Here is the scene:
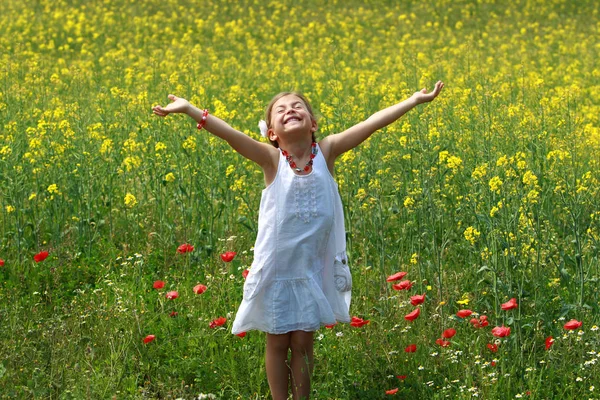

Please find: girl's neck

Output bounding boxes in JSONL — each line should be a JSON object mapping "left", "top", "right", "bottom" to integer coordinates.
{"left": 278, "top": 137, "right": 314, "bottom": 158}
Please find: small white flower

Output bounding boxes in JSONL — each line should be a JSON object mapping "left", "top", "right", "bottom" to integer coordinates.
{"left": 259, "top": 120, "right": 268, "bottom": 137}
{"left": 317, "top": 334, "right": 324, "bottom": 341}
{"left": 591, "top": 325, "right": 599, "bottom": 331}
{"left": 576, "top": 377, "right": 583, "bottom": 382}
{"left": 418, "top": 365, "right": 425, "bottom": 370}
{"left": 336, "top": 332, "right": 344, "bottom": 337}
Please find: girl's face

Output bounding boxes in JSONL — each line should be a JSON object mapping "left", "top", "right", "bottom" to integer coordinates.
{"left": 268, "top": 95, "right": 317, "bottom": 143}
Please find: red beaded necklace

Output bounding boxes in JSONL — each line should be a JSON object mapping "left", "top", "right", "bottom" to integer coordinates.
{"left": 281, "top": 141, "right": 318, "bottom": 172}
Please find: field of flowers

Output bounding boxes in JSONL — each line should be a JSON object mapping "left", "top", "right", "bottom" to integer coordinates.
{"left": 1, "top": 0, "right": 599, "bottom": 398}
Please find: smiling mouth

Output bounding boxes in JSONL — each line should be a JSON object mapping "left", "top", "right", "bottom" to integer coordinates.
{"left": 284, "top": 116, "right": 301, "bottom": 124}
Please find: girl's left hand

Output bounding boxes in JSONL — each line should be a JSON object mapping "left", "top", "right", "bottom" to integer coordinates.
{"left": 413, "top": 81, "right": 444, "bottom": 104}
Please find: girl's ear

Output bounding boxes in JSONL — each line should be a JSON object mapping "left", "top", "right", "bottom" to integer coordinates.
{"left": 310, "top": 118, "right": 318, "bottom": 133}
{"left": 268, "top": 129, "right": 278, "bottom": 143}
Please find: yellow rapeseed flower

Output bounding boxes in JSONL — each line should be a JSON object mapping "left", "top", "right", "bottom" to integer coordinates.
{"left": 355, "top": 188, "right": 367, "bottom": 200}
{"left": 124, "top": 193, "right": 137, "bottom": 207}
{"left": 165, "top": 173, "right": 175, "bottom": 182}
{"left": 522, "top": 170, "right": 538, "bottom": 186}
{"left": 489, "top": 176, "right": 503, "bottom": 194}
{"left": 472, "top": 163, "right": 488, "bottom": 180}
{"left": 155, "top": 142, "right": 167, "bottom": 152}
{"left": 464, "top": 226, "right": 480, "bottom": 245}
{"left": 47, "top": 184, "right": 60, "bottom": 194}
{"left": 410, "top": 253, "right": 418, "bottom": 265}
{"left": 182, "top": 136, "right": 197, "bottom": 151}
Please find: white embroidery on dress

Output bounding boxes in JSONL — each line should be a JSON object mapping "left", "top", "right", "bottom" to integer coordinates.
{"left": 294, "top": 174, "right": 317, "bottom": 223}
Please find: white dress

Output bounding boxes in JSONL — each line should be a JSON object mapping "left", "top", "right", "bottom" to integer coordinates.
{"left": 231, "top": 144, "right": 351, "bottom": 335}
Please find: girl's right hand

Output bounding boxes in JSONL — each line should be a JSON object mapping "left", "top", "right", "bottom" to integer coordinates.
{"left": 152, "top": 94, "right": 191, "bottom": 117}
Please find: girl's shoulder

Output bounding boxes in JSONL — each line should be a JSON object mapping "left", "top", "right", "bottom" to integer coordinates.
{"left": 317, "top": 137, "right": 336, "bottom": 174}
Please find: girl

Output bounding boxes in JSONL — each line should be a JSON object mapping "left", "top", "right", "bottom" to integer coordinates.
{"left": 152, "top": 81, "right": 444, "bottom": 400}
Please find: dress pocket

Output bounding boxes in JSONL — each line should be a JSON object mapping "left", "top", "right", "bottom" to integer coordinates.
{"left": 333, "top": 256, "right": 352, "bottom": 292}
{"left": 243, "top": 263, "right": 264, "bottom": 300}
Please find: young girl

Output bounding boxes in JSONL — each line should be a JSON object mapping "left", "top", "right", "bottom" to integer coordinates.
{"left": 152, "top": 81, "right": 444, "bottom": 400}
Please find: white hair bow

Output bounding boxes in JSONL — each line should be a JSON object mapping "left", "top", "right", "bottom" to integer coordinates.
{"left": 258, "top": 120, "right": 268, "bottom": 138}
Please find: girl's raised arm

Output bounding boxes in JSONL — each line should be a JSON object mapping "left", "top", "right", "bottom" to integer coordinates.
{"left": 153, "top": 95, "right": 277, "bottom": 168}
{"left": 321, "top": 81, "right": 444, "bottom": 163}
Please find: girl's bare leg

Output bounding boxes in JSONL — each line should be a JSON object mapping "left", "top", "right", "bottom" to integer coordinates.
{"left": 289, "top": 331, "right": 314, "bottom": 400}
{"left": 266, "top": 333, "right": 291, "bottom": 400}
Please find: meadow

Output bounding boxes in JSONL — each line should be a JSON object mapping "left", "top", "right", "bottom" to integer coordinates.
{"left": 0, "top": 0, "right": 599, "bottom": 398}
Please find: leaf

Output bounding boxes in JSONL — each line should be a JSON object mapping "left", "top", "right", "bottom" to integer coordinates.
{"left": 559, "top": 303, "right": 577, "bottom": 318}
{"left": 477, "top": 266, "right": 492, "bottom": 274}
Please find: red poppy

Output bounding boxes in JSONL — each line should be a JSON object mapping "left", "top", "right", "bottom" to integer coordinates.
{"left": 193, "top": 284, "right": 207, "bottom": 295}
{"left": 385, "top": 388, "right": 399, "bottom": 395}
{"left": 325, "top": 323, "right": 337, "bottom": 329}
{"left": 177, "top": 243, "right": 194, "bottom": 253}
{"left": 470, "top": 315, "right": 489, "bottom": 328}
{"left": 435, "top": 338, "right": 450, "bottom": 347}
{"left": 491, "top": 361, "right": 497, "bottom": 367}
{"left": 410, "top": 294, "right": 426, "bottom": 306}
{"left": 386, "top": 271, "right": 408, "bottom": 282}
{"left": 491, "top": 326, "right": 511, "bottom": 338}
{"left": 220, "top": 251, "right": 236, "bottom": 262}
{"left": 143, "top": 334, "right": 156, "bottom": 344}
{"left": 34, "top": 251, "right": 49, "bottom": 263}
{"left": 404, "top": 308, "right": 420, "bottom": 322}
{"left": 396, "top": 375, "right": 407, "bottom": 380}
{"left": 153, "top": 280, "right": 165, "bottom": 290}
{"left": 236, "top": 332, "right": 247, "bottom": 338}
{"left": 563, "top": 319, "right": 582, "bottom": 330}
{"left": 0, "top": 259, "right": 4, "bottom": 267}
{"left": 456, "top": 309, "right": 473, "bottom": 318}
{"left": 392, "top": 280, "right": 413, "bottom": 291}
{"left": 442, "top": 328, "right": 456, "bottom": 339}
{"left": 501, "top": 298, "right": 518, "bottom": 310}
{"left": 350, "top": 316, "right": 370, "bottom": 327}
{"left": 169, "top": 311, "right": 178, "bottom": 317}
{"left": 165, "top": 291, "right": 179, "bottom": 300}
{"left": 487, "top": 343, "right": 498, "bottom": 352}
{"left": 545, "top": 336, "right": 554, "bottom": 350}
{"left": 209, "top": 317, "right": 227, "bottom": 329}
{"left": 242, "top": 269, "right": 249, "bottom": 279}
{"left": 404, "top": 344, "right": 417, "bottom": 353}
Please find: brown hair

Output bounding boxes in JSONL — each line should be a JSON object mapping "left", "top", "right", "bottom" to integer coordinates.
{"left": 264, "top": 92, "right": 317, "bottom": 148}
